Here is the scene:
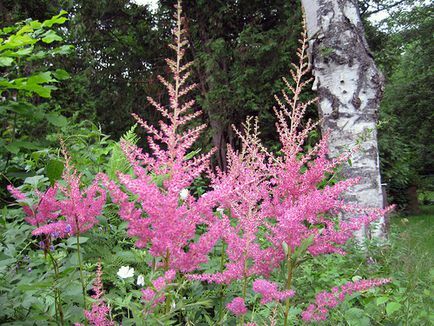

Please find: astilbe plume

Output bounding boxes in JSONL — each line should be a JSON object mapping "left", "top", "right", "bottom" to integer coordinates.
{"left": 226, "top": 297, "right": 248, "bottom": 316}
{"left": 103, "top": 0, "right": 218, "bottom": 273}
{"left": 188, "top": 17, "right": 391, "bottom": 312}
{"left": 301, "top": 278, "right": 391, "bottom": 322}
{"left": 83, "top": 260, "right": 114, "bottom": 326}
{"left": 8, "top": 145, "right": 106, "bottom": 239}
{"left": 7, "top": 184, "right": 59, "bottom": 228}
{"left": 252, "top": 279, "right": 295, "bottom": 304}
{"left": 141, "top": 269, "right": 176, "bottom": 310}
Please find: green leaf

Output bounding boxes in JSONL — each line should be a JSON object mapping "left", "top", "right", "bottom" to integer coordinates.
{"left": 42, "top": 10, "right": 68, "bottom": 27}
{"left": 24, "top": 175, "right": 47, "bottom": 187}
{"left": 41, "top": 30, "right": 62, "bottom": 43}
{"left": 386, "top": 302, "right": 402, "bottom": 316}
{"left": 66, "top": 237, "right": 89, "bottom": 247}
{"left": 52, "top": 45, "right": 73, "bottom": 55}
{"left": 24, "top": 83, "right": 52, "bottom": 97}
{"left": 0, "top": 57, "right": 13, "bottom": 66}
{"left": 184, "top": 148, "right": 202, "bottom": 160}
{"left": 45, "top": 159, "right": 64, "bottom": 185}
{"left": 27, "top": 71, "right": 54, "bottom": 84}
{"left": 46, "top": 112, "right": 68, "bottom": 127}
{"left": 53, "top": 69, "right": 70, "bottom": 80}
{"left": 4, "top": 140, "right": 41, "bottom": 154}
{"left": 376, "top": 296, "right": 389, "bottom": 305}
{"left": 29, "top": 21, "right": 43, "bottom": 29}
{"left": 16, "top": 46, "right": 33, "bottom": 56}
{"left": 345, "top": 308, "right": 370, "bottom": 326}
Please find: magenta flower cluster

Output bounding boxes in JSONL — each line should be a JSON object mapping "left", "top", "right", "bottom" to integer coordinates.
{"left": 301, "top": 278, "right": 391, "bottom": 321}
{"left": 8, "top": 159, "right": 105, "bottom": 239}
{"left": 8, "top": 2, "right": 392, "bottom": 324}
{"left": 141, "top": 269, "right": 176, "bottom": 309}
{"left": 83, "top": 261, "right": 114, "bottom": 326}
{"left": 253, "top": 279, "right": 295, "bottom": 304}
{"left": 226, "top": 297, "right": 248, "bottom": 316}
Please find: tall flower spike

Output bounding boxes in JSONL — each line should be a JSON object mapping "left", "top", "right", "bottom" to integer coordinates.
{"left": 189, "top": 15, "right": 390, "bottom": 288}
{"left": 84, "top": 260, "right": 114, "bottom": 326}
{"left": 110, "top": 0, "right": 219, "bottom": 272}
{"left": 8, "top": 142, "right": 105, "bottom": 239}
{"left": 30, "top": 143, "right": 106, "bottom": 238}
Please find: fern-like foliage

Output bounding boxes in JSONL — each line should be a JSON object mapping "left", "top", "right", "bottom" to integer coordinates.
{"left": 106, "top": 124, "right": 139, "bottom": 180}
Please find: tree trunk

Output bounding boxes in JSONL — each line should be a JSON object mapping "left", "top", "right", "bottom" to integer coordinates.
{"left": 301, "top": 0, "right": 386, "bottom": 238}
{"left": 406, "top": 185, "right": 420, "bottom": 215}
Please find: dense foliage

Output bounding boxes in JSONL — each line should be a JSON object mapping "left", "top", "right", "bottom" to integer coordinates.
{"left": 0, "top": 0, "right": 432, "bottom": 325}
{"left": 364, "top": 1, "right": 434, "bottom": 210}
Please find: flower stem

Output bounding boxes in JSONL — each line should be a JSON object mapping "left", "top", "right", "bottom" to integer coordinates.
{"left": 240, "top": 256, "right": 248, "bottom": 326}
{"left": 76, "top": 231, "right": 88, "bottom": 324}
{"left": 283, "top": 257, "right": 294, "bottom": 326}
{"left": 48, "top": 251, "right": 64, "bottom": 326}
{"left": 218, "top": 241, "right": 226, "bottom": 324}
{"left": 164, "top": 250, "right": 171, "bottom": 314}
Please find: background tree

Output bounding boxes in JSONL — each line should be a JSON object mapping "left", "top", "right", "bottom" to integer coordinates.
{"left": 367, "top": 2, "right": 434, "bottom": 212}
{"left": 301, "top": 0, "right": 386, "bottom": 237}
{"left": 160, "top": 0, "right": 307, "bottom": 169}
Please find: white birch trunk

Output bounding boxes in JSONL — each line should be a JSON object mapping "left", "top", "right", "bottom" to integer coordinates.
{"left": 301, "top": 0, "right": 386, "bottom": 239}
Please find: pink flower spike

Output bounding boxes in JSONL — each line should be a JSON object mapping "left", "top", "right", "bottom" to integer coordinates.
{"left": 83, "top": 260, "right": 114, "bottom": 326}
{"left": 252, "top": 279, "right": 295, "bottom": 304}
{"left": 301, "top": 278, "right": 390, "bottom": 322}
{"left": 227, "top": 297, "right": 248, "bottom": 316}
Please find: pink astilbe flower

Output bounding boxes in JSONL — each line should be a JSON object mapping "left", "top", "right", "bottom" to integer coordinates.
{"left": 32, "top": 148, "right": 105, "bottom": 237}
{"left": 84, "top": 260, "right": 114, "bottom": 326}
{"left": 252, "top": 279, "right": 295, "bottom": 304}
{"left": 226, "top": 297, "right": 248, "bottom": 316}
{"left": 189, "top": 20, "right": 392, "bottom": 286}
{"left": 8, "top": 147, "right": 105, "bottom": 239}
{"left": 103, "top": 1, "right": 218, "bottom": 272}
{"left": 301, "top": 278, "right": 391, "bottom": 322}
{"left": 7, "top": 185, "right": 60, "bottom": 228}
{"left": 142, "top": 269, "right": 176, "bottom": 308}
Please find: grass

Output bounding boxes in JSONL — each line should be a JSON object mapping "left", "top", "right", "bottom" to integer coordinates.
{"left": 293, "top": 205, "right": 434, "bottom": 325}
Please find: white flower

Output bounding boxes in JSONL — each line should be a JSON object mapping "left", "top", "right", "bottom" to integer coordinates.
{"left": 117, "top": 266, "right": 134, "bottom": 279}
{"left": 137, "top": 274, "right": 145, "bottom": 286}
{"left": 216, "top": 207, "right": 224, "bottom": 215}
{"left": 179, "top": 188, "right": 189, "bottom": 200}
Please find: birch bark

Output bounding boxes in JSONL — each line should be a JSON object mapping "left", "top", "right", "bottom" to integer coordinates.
{"left": 301, "top": 0, "right": 386, "bottom": 238}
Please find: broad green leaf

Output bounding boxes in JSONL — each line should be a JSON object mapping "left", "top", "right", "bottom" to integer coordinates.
{"left": 16, "top": 25, "right": 33, "bottom": 35}
{"left": 29, "top": 21, "right": 43, "bottom": 29}
{"left": 0, "top": 57, "right": 13, "bottom": 66}
{"left": 386, "top": 302, "right": 402, "bottom": 316}
{"left": 41, "top": 30, "right": 62, "bottom": 43}
{"left": 53, "top": 69, "right": 70, "bottom": 80}
{"left": 27, "top": 71, "right": 54, "bottom": 84}
{"left": 45, "top": 159, "right": 64, "bottom": 185}
{"left": 24, "top": 83, "right": 52, "bottom": 98}
{"left": 376, "top": 296, "right": 389, "bottom": 305}
{"left": 15, "top": 46, "right": 33, "bottom": 56}
{"left": 46, "top": 112, "right": 68, "bottom": 127}
{"left": 4, "top": 140, "right": 40, "bottom": 154}
{"left": 66, "top": 237, "right": 89, "bottom": 247}
{"left": 42, "top": 10, "right": 68, "bottom": 27}
{"left": 24, "top": 175, "right": 47, "bottom": 186}
{"left": 51, "top": 44, "right": 73, "bottom": 55}
{"left": 345, "top": 308, "right": 370, "bottom": 326}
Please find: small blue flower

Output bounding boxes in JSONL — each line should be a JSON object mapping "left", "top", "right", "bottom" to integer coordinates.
{"left": 39, "top": 241, "right": 45, "bottom": 249}
{"left": 65, "top": 224, "right": 72, "bottom": 233}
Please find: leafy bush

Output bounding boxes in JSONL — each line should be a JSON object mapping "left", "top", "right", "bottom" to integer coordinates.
{"left": 1, "top": 2, "right": 399, "bottom": 326}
